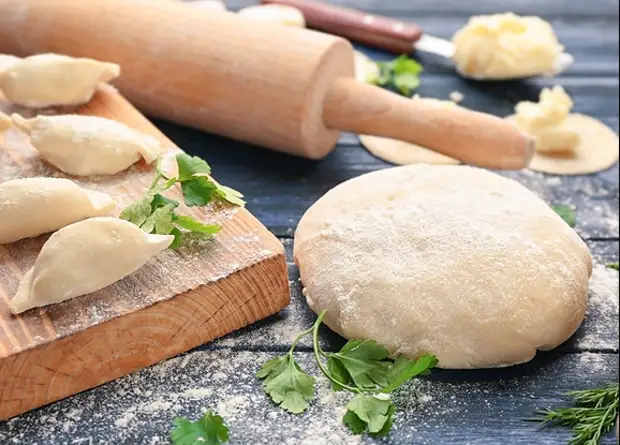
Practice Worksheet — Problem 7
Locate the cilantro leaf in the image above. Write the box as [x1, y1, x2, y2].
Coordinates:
[257, 355, 315, 414]
[551, 205, 577, 227]
[141, 204, 176, 235]
[606, 262, 619, 271]
[372, 55, 423, 96]
[391, 54, 423, 76]
[327, 356, 350, 391]
[392, 73, 421, 96]
[176, 153, 212, 181]
[175, 215, 221, 235]
[214, 184, 246, 207]
[326, 340, 391, 390]
[343, 394, 396, 436]
[182, 177, 217, 206]
[381, 354, 438, 393]
[151, 193, 180, 211]
[170, 227, 184, 249]
[170, 411, 229, 445]
[119, 194, 154, 227]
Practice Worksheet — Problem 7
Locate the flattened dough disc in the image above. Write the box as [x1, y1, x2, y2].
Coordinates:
[506, 113, 619, 175]
[360, 134, 460, 165]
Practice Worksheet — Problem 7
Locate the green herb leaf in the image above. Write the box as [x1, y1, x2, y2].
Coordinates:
[176, 153, 212, 181]
[119, 194, 154, 227]
[606, 262, 619, 271]
[529, 384, 619, 445]
[381, 354, 438, 393]
[327, 356, 350, 392]
[371, 55, 423, 96]
[182, 177, 217, 207]
[170, 411, 229, 445]
[141, 204, 176, 235]
[214, 184, 246, 207]
[326, 340, 391, 390]
[551, 205, 577, 227]
[392, 73, 421, 96]
[343, 394, 396, 437]
[391, 55, 424, 76]
[170, 227, 184, 249]
[175, 215, 221, 235]
[256, 355, 316, 414]
[151, 193, 180, 211]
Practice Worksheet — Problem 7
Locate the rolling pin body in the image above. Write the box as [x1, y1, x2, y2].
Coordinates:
[0, 0, 532, 168]
[0, 0, 350, 159]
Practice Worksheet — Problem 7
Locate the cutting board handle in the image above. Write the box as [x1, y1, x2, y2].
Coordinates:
[323, 78, 535, 170]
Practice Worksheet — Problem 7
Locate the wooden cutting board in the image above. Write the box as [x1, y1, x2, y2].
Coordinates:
[0, 86, 290, 420]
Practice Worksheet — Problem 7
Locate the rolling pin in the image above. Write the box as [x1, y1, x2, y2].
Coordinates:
[0, 0, 533, 169]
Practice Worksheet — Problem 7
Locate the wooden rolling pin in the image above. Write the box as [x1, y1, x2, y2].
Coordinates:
[0, 0, 533, 169]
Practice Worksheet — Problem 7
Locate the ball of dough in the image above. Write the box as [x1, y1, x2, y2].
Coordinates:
[294, 165, 592, 369]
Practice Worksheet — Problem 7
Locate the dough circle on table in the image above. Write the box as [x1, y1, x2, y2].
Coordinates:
[294, 164, 592, 369]
[507, 113, 619, 175]
[359, 135, 459, 165]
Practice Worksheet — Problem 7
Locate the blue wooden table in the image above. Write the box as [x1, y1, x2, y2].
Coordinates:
[1, 0, 618, 444]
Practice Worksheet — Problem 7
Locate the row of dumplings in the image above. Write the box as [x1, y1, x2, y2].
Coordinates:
[0, 53, 174, 315]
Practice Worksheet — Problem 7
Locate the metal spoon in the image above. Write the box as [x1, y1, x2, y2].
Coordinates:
[261, 0, 574, 80]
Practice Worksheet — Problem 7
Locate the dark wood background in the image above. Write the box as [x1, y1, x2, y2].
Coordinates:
[0, 0, 618, 444]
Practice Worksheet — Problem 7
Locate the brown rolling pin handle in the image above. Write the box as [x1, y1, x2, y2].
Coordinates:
[323, 78, 535, 170]
[261, 0, 422, 54]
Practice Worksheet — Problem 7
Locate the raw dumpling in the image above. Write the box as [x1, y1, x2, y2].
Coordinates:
[0, 54, 20, 71]
[10, 113, 162, 176]
[9, 217, 174, 314]
[0, 53, 120, 108]
[0, 111, 11, 133]
[0, 177, 116, 244]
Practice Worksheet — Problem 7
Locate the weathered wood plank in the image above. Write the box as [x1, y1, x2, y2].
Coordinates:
[211, 239, 619, 354]
[0, 349, 616, 444]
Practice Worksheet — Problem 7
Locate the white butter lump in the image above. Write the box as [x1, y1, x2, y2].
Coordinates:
[0, 53, 120, 108]
[514, 86, 581, 154]
[237, 4, 305, 28]
[452, 13, 564, 79]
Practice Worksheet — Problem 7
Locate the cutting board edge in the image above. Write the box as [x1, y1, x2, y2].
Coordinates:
[0, 250, 290, 420]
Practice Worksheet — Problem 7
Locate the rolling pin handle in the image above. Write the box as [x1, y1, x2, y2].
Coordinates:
[322, 78, 535, 170]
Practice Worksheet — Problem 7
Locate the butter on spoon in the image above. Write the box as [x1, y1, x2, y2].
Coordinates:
[261, 1, 573, 81]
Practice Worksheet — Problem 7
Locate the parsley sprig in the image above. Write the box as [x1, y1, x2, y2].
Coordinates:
[551, 204, 577, 228]
[257, 310, 438, 437]
[606, 262, 619, 271]
[369, 55, 423, 96]
[171, 410, 229, 445]
[120, 154, 244, 248]
[529, 384, 619, 445]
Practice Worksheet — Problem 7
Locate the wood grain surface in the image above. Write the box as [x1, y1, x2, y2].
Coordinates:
[0, 88, 289, 420]
[0, 0, 618, 443]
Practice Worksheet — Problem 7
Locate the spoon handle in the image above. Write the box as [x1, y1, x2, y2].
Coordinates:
[261, 0, 422, 54]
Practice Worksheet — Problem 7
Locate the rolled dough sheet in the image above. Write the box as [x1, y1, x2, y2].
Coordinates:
[359, 134, 460, 165]
[506, 113, 619, 175]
